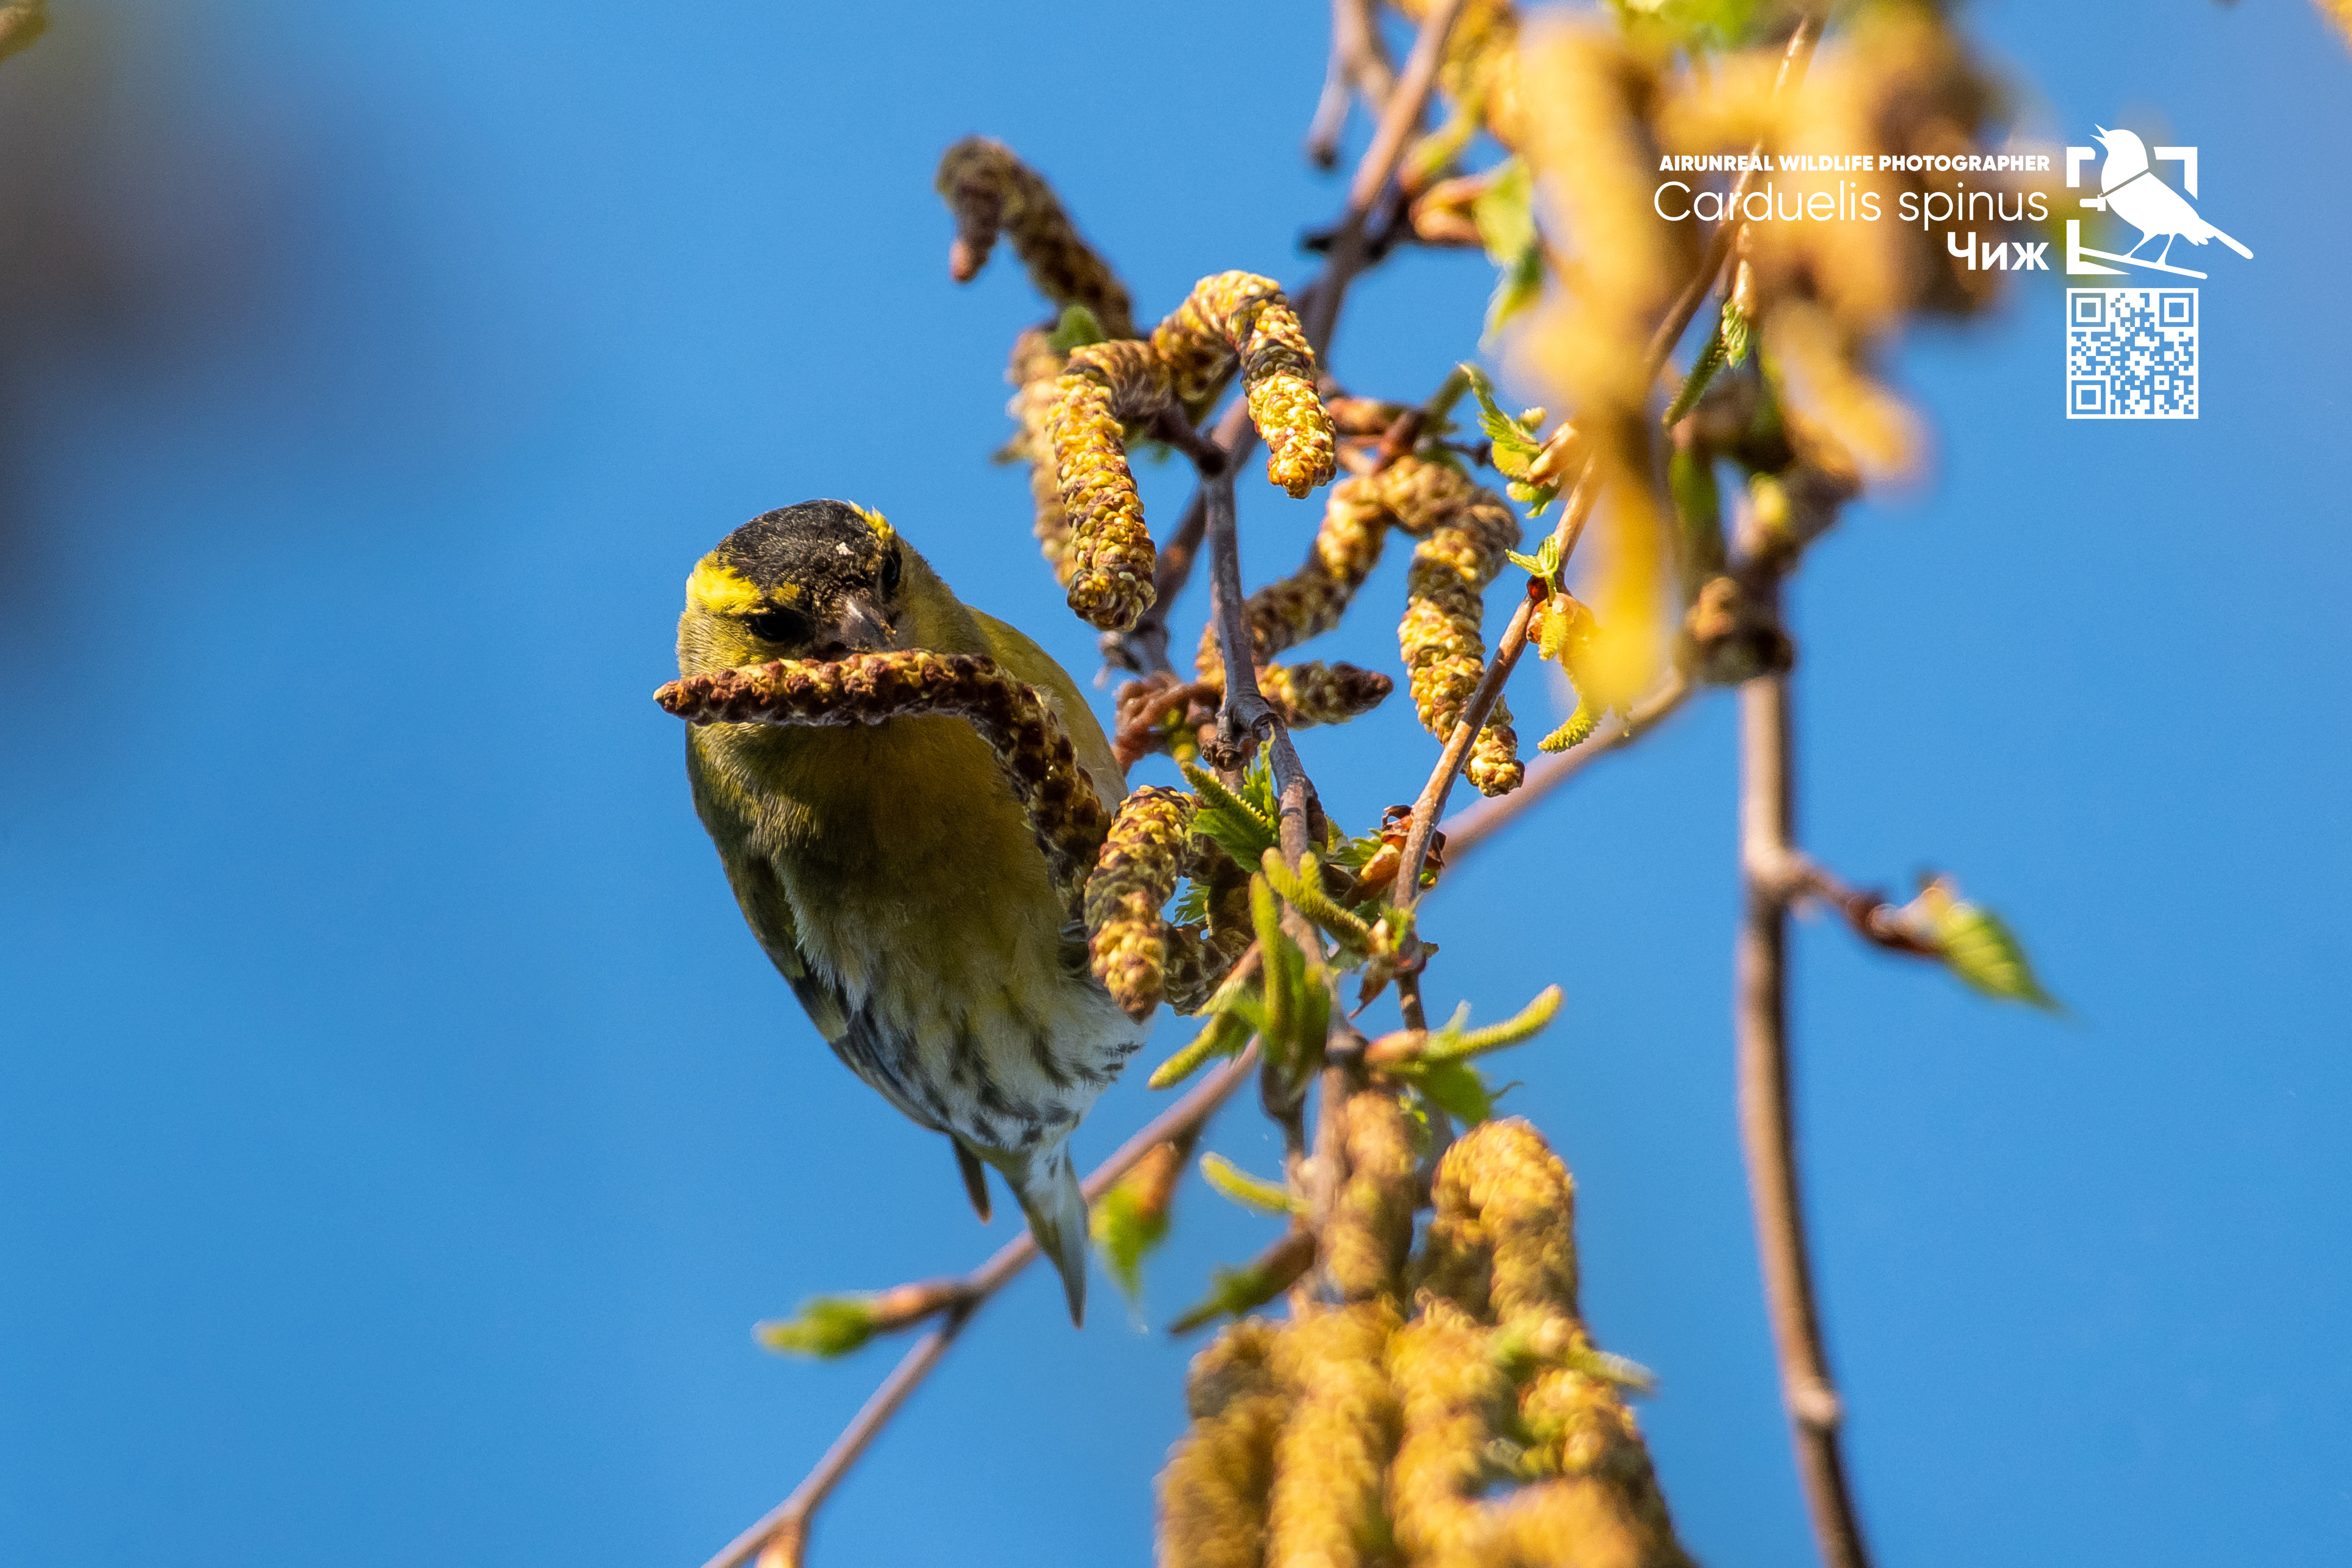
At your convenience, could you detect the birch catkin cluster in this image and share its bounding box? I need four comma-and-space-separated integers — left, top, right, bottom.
1191, 453, 1525, 796
1158, 1117, 1690, 1568
1044, 273, 1339, 632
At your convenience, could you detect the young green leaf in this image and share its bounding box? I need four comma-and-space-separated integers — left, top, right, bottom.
1198, 1152, 1300, 1216
1927, 887, 2059, 1010
1470, 158, 1536, 264
1044, 303, 1108, 354
1091, 1181, 1170, 1303
1484, 242, 1547, 343
755, 1296, 880, 1359
1183, 762, 1278, 868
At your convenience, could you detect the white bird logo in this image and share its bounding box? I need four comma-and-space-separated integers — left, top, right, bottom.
2084, 127, 2252, 270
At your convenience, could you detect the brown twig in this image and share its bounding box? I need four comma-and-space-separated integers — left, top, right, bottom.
1202, 468, 1276, 767
1438, 672, 1694, 861
705, 1044, 1264, 1568
1738, 671, 1873, 1568
1301, 0, 1468, 355
1304, 0, 1396, 169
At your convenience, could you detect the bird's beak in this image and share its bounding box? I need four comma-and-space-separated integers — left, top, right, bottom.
825, 592, 898, 655
2094, 126, 2111, 147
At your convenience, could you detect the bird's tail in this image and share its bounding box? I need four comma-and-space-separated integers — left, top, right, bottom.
1011, 1143, 1090, 1326
2210, 225, 2252, 259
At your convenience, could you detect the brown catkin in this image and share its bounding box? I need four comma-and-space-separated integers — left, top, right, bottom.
933, 136, 1135, 338
1266, 1303, 1401, 1568
1048, 339, 1175, 631
1256, 661, 1393, 731
1085, 787, 1199, 1021
1162, 921, 1244, 1016
653, 652, 1109, 918
1323, 1090, 1421, 1303
1150, 271, 1337, 498
1395, 463, 1524, 797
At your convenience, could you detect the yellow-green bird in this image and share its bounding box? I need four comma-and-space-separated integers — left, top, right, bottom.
676, 499, 1136, 1322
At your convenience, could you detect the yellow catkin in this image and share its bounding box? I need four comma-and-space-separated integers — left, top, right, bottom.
1323, 1090, 1420, 1303
1408, 1120, 1694, 1568
1255, 661, 1394, 731
1085, 787, 1199, 1021
1500, 1367, 1694, 1568
1161, 1320, 1290, 1568
1006, 327, 1078, 584
1048, 339, 1174, 631
1395, 465, 1524, 797
1196, 474, 1390, 684
1150, 271, 1337, 498
933, 136, 1135, 338
1267, 1303, 1402, 1568
1386, 1299, 1514, 1568
1426, 1118, 1579, 1326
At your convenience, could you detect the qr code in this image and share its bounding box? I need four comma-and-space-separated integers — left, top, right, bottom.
2066, 289, 2196, 419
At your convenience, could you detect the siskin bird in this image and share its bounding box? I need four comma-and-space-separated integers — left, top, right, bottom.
676, 499, 1138, 1322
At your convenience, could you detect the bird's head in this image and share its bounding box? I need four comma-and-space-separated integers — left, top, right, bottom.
2093, 126, 2150, 172
677, 500, 951, 676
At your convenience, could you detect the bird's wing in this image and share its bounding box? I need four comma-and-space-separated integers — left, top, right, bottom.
970, 608, 1128, 812
687, 731, 953, 1132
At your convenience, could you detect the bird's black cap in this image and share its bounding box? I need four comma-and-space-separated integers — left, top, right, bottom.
714, 500, 894, 600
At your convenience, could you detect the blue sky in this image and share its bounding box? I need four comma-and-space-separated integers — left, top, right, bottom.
1, 2, 2346, 1564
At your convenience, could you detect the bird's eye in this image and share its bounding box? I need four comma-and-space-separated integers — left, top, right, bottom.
881, 548, 902, 597
744, 604, 813, 646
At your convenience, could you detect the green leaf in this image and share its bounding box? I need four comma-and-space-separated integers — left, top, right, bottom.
1090, 1181, 1171, 1303
1044, 303, 1106, 353
1401, 1058, 1494, 1124
1505, 533, 1564, 583
1931, 893, 2059, 1010
1199, 1153, 1299, 1216
1166, 1234, 1316, 1335
755, 1296, 879, 1359
1662, 326, 1729, 427
1470, 158, 1536, 265
1719, 299, 1751, 367
1260, 848, 1375, 954
1483, 241, 1547, 343
1183, 762, 1278, 869
1148, 1008, 1251, 1090
1461, 364, 1545, 477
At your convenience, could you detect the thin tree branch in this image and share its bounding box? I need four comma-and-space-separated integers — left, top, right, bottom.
1438, 672, 1693, 861
1202, 469, 1275, 768
705, 1044, 1263, 1568
1305, 0, 1396, 169
1738, 672, 1873, 1568
1302, 0, 1467, 354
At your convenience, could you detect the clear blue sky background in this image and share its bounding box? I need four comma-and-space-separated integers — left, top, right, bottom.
2, 3, 2346, 1564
